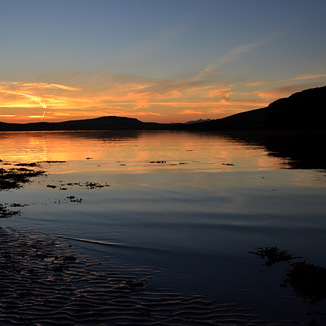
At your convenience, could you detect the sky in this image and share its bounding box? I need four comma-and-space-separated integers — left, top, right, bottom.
1, 0, 326, 124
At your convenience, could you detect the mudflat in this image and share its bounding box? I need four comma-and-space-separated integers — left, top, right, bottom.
0, 226, 266, 325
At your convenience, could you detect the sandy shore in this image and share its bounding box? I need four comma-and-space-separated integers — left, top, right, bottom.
0, 226, 268, 326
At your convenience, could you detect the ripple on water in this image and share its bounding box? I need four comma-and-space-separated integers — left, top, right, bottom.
0, 226, 272, 325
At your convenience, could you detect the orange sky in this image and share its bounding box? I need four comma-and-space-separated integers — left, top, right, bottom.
0, 77, 262, 123
1, 1, 326, 124
1, 73, 326, 124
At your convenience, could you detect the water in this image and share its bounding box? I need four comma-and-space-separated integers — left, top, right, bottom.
1, 130, 326, 324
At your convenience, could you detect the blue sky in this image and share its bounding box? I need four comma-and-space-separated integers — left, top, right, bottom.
1, 0, 326, 123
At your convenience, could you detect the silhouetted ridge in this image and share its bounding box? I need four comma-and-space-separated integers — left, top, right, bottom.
265, 86, 326, 129
0, 116, 172, 131
182, 107, 267, 130
56, 116, 147, 130
185, 85, 326, 131
0, 86, 325, 131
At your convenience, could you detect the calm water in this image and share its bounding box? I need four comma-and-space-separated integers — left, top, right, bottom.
1, 130, 326, 324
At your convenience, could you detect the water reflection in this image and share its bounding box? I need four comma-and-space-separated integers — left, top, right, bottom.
250, 246, 326, 324
1, 130, 326, 324
1, 130, 326, 171
220, 130, 326, 170
0, 130, 288, 172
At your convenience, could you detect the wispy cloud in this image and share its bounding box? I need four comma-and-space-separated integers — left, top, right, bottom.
178, 109, 203, 115
118, 19, 190, 70
255, 82, 324, 101
248, 73, 326, 87
0, 32, 279, 122
190, 33, 277, 82
0, 81, 81, 110
0, 68, 269, 122
192, 43, 258, 81
206, 88, 233, 99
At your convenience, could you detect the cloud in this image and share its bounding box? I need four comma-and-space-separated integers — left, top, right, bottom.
255, 82, 324, 101
0, 67, 268, 122
28, 115, 45, 118
207, 88, 233, 99
178, 109, 203, 115
120, 20, 190, 65
53, 112, 71, 117
190, 34, 276, 82
21, 83, 81, 91
0, 81, 81, 110
248, 73, 326, 86
123, 111, 162, 117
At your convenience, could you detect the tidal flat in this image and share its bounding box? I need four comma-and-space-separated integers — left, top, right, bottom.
0, 226, 270, 325
1, 130, 326, 325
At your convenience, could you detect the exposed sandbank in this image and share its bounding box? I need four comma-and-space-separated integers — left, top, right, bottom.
0, 226, 268, 325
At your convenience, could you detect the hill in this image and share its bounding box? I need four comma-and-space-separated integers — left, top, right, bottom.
0, 116, 173, 131
265, 86, 326, 129
185, 86, 326, 130
0, 86, 325, 131
182, 107, 267, 130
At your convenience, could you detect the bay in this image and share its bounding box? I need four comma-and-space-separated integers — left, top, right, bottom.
1, 130, 326, 324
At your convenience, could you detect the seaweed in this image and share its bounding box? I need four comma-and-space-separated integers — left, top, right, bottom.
38, 160, 66, 164
0, 204, 22, 218
149, 161, 167, 164
58, 182, 110, 189
0, 167, 45, 191
15, 162, 41, 167
249, 246, 299, 266
0, 161, 45, 218
66, 196, 82, 203
286, 262, 326, 304
250, 246, 326, 304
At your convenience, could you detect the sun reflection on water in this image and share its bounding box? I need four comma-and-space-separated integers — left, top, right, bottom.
0, 130, 288, 175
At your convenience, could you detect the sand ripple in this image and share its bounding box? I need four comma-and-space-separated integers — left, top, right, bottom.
0, 227, 271, 325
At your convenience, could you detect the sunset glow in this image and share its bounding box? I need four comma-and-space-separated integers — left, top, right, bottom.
1, 1, 325, 124
1, 3, 326, 324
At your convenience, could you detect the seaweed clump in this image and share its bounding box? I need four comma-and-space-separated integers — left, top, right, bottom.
0, 162, 45, 218
286, 262, 326, 304
0, 165, 45, 191
0, 204, 21, 218
57, 182, 110, 190
250, 246, 326, 305
249, 246, 299, 266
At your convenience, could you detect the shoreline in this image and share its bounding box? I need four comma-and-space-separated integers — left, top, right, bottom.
0, 226, 268, 325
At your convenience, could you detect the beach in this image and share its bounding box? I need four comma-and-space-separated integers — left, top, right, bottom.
0, 226, 270, 326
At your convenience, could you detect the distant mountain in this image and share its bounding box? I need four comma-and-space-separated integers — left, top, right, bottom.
185, 119, 212, 124
185, 86, 326, 130
0, 86, 325, 131
0, 116, 173, 131
182, 107, 267, 130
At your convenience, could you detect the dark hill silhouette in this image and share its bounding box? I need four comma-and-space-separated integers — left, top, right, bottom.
181, 107, 267, 130
265, 86, 326, 129
0, 86, 325, 131
218, 130, 326, 170
0, 116, 173, 131
185, 86, 326, 131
